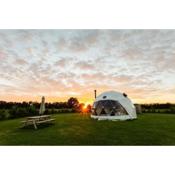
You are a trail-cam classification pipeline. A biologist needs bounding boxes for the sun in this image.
[81,102,91,113]
[83,103,89,110]
[83,105,87,110]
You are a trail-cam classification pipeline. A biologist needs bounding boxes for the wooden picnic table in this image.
[21,115,55,129]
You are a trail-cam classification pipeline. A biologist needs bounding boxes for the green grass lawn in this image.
[0,113,175,145]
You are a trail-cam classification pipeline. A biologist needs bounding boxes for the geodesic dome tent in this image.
[91,91,137,120]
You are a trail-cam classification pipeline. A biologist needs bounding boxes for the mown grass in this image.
[0,113,175,145]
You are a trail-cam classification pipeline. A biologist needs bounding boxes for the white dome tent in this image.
[91,91,137,120]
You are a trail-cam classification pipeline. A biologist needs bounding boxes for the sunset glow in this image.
[0,30,175,104]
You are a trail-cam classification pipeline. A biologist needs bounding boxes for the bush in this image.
[0,106,75,121]
[170,107,175,113]
[0,109,11,120]
[45,108,74,115]
[28,105,37,115]
[10,106,29,118]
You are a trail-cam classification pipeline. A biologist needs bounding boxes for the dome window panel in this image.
[100,107,107,115]
[93,100,128,116]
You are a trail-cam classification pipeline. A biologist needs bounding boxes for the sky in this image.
[0,30,175,104]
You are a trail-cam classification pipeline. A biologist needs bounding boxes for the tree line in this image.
[0,97,91,120]
[140,103,175,113]
[1,99,175,120]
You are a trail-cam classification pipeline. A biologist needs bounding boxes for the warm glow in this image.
[81,106,87,113]
[83,105,87,110]
[84,102,91,107]
[81,102,91,113]
[1,94,175,104]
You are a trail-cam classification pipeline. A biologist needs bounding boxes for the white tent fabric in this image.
[91,91,137,120]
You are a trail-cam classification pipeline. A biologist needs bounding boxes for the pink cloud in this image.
[75,61,95,70]
[0,50,6,60]
[15,59,27,65]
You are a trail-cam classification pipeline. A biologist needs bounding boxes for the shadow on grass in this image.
[20,123,55,130]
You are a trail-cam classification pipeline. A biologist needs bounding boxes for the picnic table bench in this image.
[21,115,55,129]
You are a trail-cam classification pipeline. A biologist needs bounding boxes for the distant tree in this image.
[77,103,85,112]
[67,97,79,109]
[86,104,92,113]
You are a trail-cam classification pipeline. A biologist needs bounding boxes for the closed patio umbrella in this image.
[39,96,45,115]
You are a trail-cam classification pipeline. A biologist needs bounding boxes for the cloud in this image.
[15,58,28,65]
[55,58,68,67]
[56,38,66,50]
[55,30,99,53]
[68,37,88,52]
[0,30,175,103]
[0,49,7,60]
[74,61,95,70]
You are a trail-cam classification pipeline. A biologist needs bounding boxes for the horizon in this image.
[0,98,175,105]
[0,30,175,104]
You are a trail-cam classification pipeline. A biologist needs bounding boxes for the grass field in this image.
[0,113,175,145]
